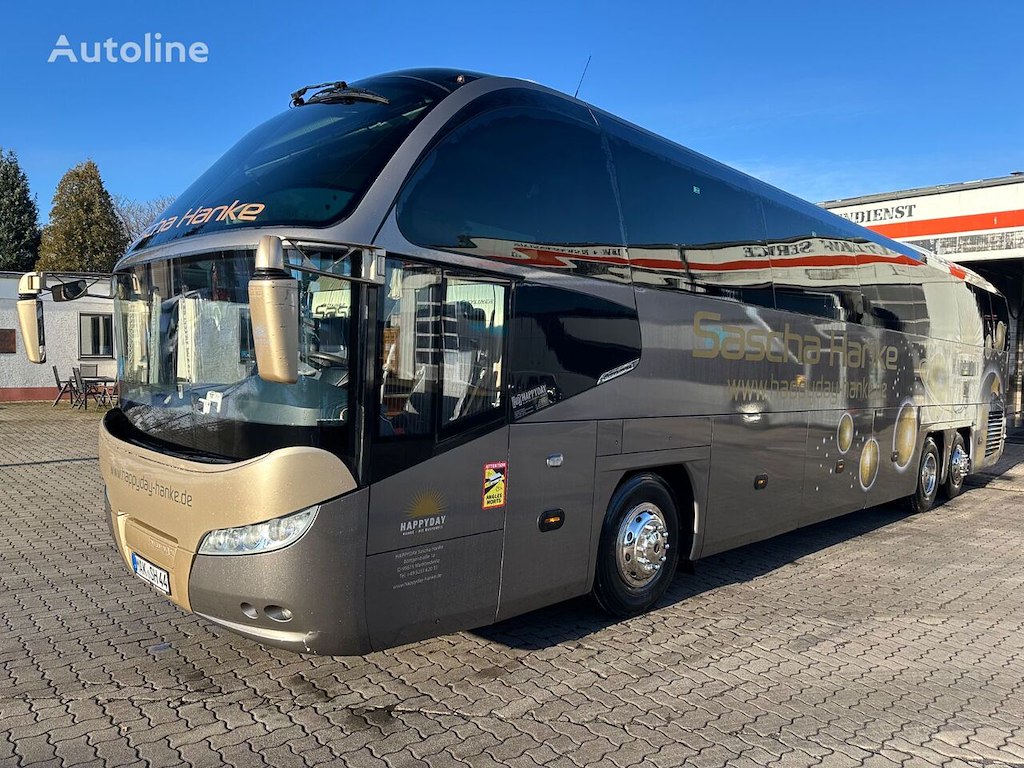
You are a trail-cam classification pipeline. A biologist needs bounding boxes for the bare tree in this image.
[113,194,176,243]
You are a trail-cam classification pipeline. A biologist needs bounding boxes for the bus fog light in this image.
[198,506,318,555]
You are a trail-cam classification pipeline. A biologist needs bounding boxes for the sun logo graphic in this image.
[400,490,448,535]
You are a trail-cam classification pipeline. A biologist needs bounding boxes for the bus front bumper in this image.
[100,412,371,655]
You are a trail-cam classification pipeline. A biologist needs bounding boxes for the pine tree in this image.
[0,148,41,272]
[36,160,128,273]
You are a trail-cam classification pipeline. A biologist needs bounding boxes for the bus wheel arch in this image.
[649,464,697,563]
[591,470,686,618]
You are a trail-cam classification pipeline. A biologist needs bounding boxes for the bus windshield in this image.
[131,75,444,251]
[113,249,356,464]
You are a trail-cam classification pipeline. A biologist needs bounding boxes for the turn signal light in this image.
[538,509,565,532]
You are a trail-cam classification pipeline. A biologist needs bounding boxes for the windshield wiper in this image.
[290,81,390,107]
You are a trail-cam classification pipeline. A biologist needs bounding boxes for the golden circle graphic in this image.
[995,323,1007,352]
[893,403,918,470]
[923,353,949,402]
[837,413,854,454]
[860,438,879,490]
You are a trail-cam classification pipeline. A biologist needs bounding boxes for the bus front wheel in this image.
[907,437,940,513]
[592,473,681,618]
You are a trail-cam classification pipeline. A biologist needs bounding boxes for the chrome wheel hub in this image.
[921,453,938,497]
[616,502,669,586]
[950,445,970,486]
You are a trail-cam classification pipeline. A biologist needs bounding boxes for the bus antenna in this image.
[574,55,592,99]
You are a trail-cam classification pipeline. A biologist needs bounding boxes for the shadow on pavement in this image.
[965,438,1024,489]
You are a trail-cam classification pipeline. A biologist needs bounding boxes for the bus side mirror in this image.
[16,273,45,364]
[248,235,299,384]
[50,279,89,302]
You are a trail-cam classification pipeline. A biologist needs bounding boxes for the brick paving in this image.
[1,401,1023,767]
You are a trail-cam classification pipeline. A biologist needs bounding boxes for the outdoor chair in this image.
[104,381,119,407]
[72,367,108,410]
[51,366,74,407]
[79,362,98,378]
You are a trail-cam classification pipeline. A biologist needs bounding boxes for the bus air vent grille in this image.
[985,409,1005,457]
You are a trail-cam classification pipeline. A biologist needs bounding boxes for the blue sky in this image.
[3,1,1023,223]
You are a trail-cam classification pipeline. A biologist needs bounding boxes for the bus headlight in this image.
[198,506,318,555]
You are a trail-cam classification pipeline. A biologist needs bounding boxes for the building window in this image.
[79,313,113,358]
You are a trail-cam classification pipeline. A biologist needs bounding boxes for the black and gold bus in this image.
[18,69,1008,654]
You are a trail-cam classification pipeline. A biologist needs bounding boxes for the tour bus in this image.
[18,69,1008,655]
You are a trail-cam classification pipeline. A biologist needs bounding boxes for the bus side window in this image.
[441,279,507,427]
[602,119,773,308]
[972,285,1009,351]
[378,260,442,437]
[396,93,623,268]
[760,196,864,323]
[509,283,641,419]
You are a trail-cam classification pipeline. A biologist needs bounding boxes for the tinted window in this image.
[398,100,622,254]
[761,196,836,241]
[760,197,864,323]
[602,119,772,306]
[863,279,918,332]
[972,285,1009,351]
[757,189,927,329]
[134,76,444,250]
[604,122,764,247]
[510,284,641,419]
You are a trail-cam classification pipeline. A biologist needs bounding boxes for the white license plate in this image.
[130,552,171,595]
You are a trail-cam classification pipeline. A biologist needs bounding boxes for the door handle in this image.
[546,453,564,468]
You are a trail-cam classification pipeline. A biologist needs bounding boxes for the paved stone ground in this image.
[1,402,1023,768]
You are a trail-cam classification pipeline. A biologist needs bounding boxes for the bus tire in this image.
[906,437,940,513]
[592,473,680,618]
[944,432,968,499]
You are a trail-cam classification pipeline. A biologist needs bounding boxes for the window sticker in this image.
[482,461,507,509]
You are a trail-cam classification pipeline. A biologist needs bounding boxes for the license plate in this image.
[130,552,171,595]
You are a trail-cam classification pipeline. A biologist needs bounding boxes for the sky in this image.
[2,1,1023,224]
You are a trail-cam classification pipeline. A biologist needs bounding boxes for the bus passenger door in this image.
[363,262,511,651]
[498,421,597,620]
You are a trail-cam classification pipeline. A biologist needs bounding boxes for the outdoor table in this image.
[82,377,118,406]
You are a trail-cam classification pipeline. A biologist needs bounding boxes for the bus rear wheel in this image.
[592,473,680,618]
[944,432,969,499]
[907,437,940,513]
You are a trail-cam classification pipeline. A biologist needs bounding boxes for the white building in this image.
[822,173,1024,421]
[0,272,116,402]
[821,173,1024,264]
